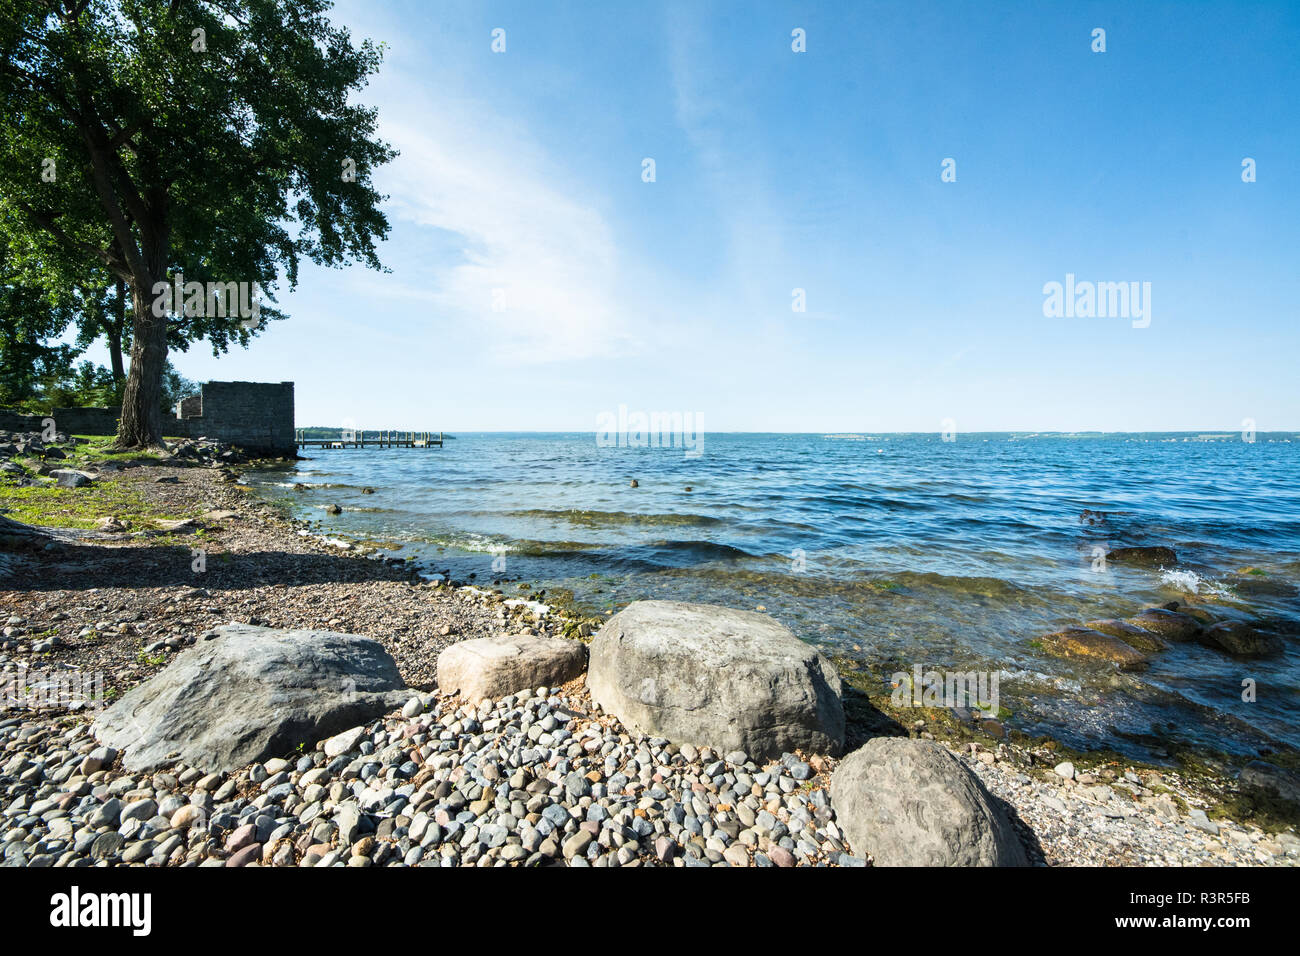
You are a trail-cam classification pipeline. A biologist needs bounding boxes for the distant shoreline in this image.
[293,429,1300,436]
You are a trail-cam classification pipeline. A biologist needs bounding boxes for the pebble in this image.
[0,684,867,868]
[1,635,1294,871]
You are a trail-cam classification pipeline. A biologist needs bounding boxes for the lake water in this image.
[244,432,1300,762]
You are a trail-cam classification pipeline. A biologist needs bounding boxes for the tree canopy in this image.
[0,0,395,446]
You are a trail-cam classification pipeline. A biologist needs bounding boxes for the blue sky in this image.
[139,0,1299,432]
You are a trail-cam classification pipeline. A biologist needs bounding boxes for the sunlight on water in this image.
[245,432,1300,761]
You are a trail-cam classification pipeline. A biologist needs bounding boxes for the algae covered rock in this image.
[1106,546,1177,567]
[1084,619,1170,654]
[1126,607,1202,642]
[1040,626,1149,670]
[1197,621,1284,658]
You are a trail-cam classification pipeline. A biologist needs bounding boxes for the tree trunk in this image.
[107,278,126,383]
[115,264,168,449]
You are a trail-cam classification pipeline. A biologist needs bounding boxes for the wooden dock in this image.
[295,430,443,450]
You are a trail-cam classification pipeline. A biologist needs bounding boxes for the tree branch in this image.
[9,200,129,281]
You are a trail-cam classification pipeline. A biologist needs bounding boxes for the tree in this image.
[72,272,128,384]
[0,272,79,408]
[160,360,197,412]
[0,0,395,447]
[38,358,120,408]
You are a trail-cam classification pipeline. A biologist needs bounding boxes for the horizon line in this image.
[293,427,1300,436]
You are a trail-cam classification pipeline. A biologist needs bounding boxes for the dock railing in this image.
[294,430,443,449]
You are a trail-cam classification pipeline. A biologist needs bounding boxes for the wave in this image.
[417,533,601,556]
[886,569,1035,599]
[1158,568,1233,599]
[410,531,757,566]
[627,539,756,561]
[495,508,725,528]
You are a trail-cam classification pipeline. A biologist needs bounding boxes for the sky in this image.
[117,0,1300,432]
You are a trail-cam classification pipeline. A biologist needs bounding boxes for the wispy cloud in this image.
[665,5,789,320]
[374,99,636,364]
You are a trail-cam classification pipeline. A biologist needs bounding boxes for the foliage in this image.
[0,0,396,445]
[35,359,121,409]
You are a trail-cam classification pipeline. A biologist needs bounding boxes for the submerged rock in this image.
[1175,604,1220,624]
[830,737,1028,866]
[1085,618,1170,653]
[1126,607,1202,642]
[1039,627,1149,670]
[586,600,844,759]
[1106,546,1177,567]
[1197,621,1284,658]
[93,623,410,773]
[1226,572,1299,598]
[1237,761,1300,805]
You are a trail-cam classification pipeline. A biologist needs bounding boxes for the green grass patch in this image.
[0,472,195,530]
[65,435,171,467]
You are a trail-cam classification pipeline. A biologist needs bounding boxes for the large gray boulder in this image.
[1237,761,1300,805]
[437,633,587,701]
[93,623,410,773]
[586,601,843,759]
[830,737,1028,866]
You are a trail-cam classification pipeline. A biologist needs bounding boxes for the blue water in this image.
[246,433,1300,762]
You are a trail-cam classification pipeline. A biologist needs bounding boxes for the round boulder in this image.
[830,737,1029,866]
[93,623,410,773]
[436,633,587,701]
[585,600,843,759]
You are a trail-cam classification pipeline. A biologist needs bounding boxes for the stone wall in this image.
[176,395,203,419]
[173,381,295,455]
[0,380,295,456]
[0,407,120,435]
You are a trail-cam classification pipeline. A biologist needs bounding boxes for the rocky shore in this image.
[1,441,1298,867]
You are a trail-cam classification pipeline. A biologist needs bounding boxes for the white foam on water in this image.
[1159,567,1229,598]
[998,666,1082,695]
[504,597,551,617]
